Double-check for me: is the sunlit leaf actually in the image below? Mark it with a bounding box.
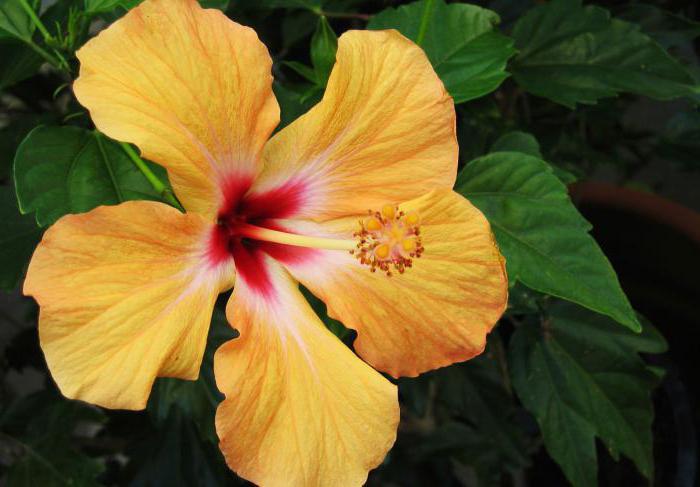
[456,151,640,331]
[368,0,515,104]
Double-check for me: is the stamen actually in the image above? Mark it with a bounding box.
[352,204,424,276]
[234,223,357,251]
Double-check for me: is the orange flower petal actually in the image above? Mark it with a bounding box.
[252,29,457,221]
[24,201,234,410]
[214,258,398,486]
[73,0,279,218]
[284,190,508,377]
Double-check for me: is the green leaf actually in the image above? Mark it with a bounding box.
[199,0,229,9]
[658,110,700,169]
[310,16,337,86]
[14,126,165,227]
[617,4,700,49]
[1,391,106,486]
[300,285,351,341]
[243,0,322,11]
[85,0,226,16]
[0,185,41,290]
[510,0,698,108]
[128,408,230,487]
[491,131,542,158]
[436,353,530,471]
[368,0,515,104]
[456,152,640,331]
[509,301,663,486]
[0,112,53,180]
[0,39,43,91]
[273,81,321,130]
[490,131,578,183]
[0,0,35,41]
[283,60,318,83]
[148,308,236,445]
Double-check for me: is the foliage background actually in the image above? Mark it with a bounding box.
[1,0,699,485]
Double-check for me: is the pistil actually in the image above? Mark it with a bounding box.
[234,223,357,251]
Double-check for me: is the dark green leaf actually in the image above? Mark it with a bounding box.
[368,0,515,104]
[300,285,350,340]
[283,60,318,84]
[273,81,321,130]
[617,4,700,49]
[491,131,542,158]
[658,110,700,169]
[510,0,698,108]
[490,131,578,183]
[436,353,530,471]
[509,301,662,486]
[85,0,226,15]
[1,391,106,487]
[199,0,230,9]
[0,0,35,41]
[128,408,230,487]
[0,39,43,91]
[310,16,337,86]
[456,152,640,331]
[0,185,41,290]
[14,126,165,227]
[248,0,322,11]
[148,308,236,445]
[1,113,55,182]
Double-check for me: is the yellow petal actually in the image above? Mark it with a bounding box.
[24,201,234,410]
[284,190,508,377]
[252,29,457,220]
[73,0,279,218]
[215,258,398,486]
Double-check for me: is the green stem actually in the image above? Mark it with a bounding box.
[16,0,70,72]
[96,133,125,203]
[17,0,51,39]
[119,142,184,211]
[415,0,435,46]
[24,39,61,69]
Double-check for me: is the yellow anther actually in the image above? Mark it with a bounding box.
[353,204,424,276]
[381,204,396,220]
[365,216,383,232]
[374,243,391,260]
[403,211,420,227]
[401,237,417,252]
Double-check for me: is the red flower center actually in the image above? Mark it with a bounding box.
[208,176,314,296]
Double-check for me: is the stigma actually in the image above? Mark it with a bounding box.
[352,204,424,276]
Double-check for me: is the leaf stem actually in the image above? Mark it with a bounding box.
[415,0,435,46]
[118,142,184,211]
[24,40,61,69]
[16,0,71,72]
